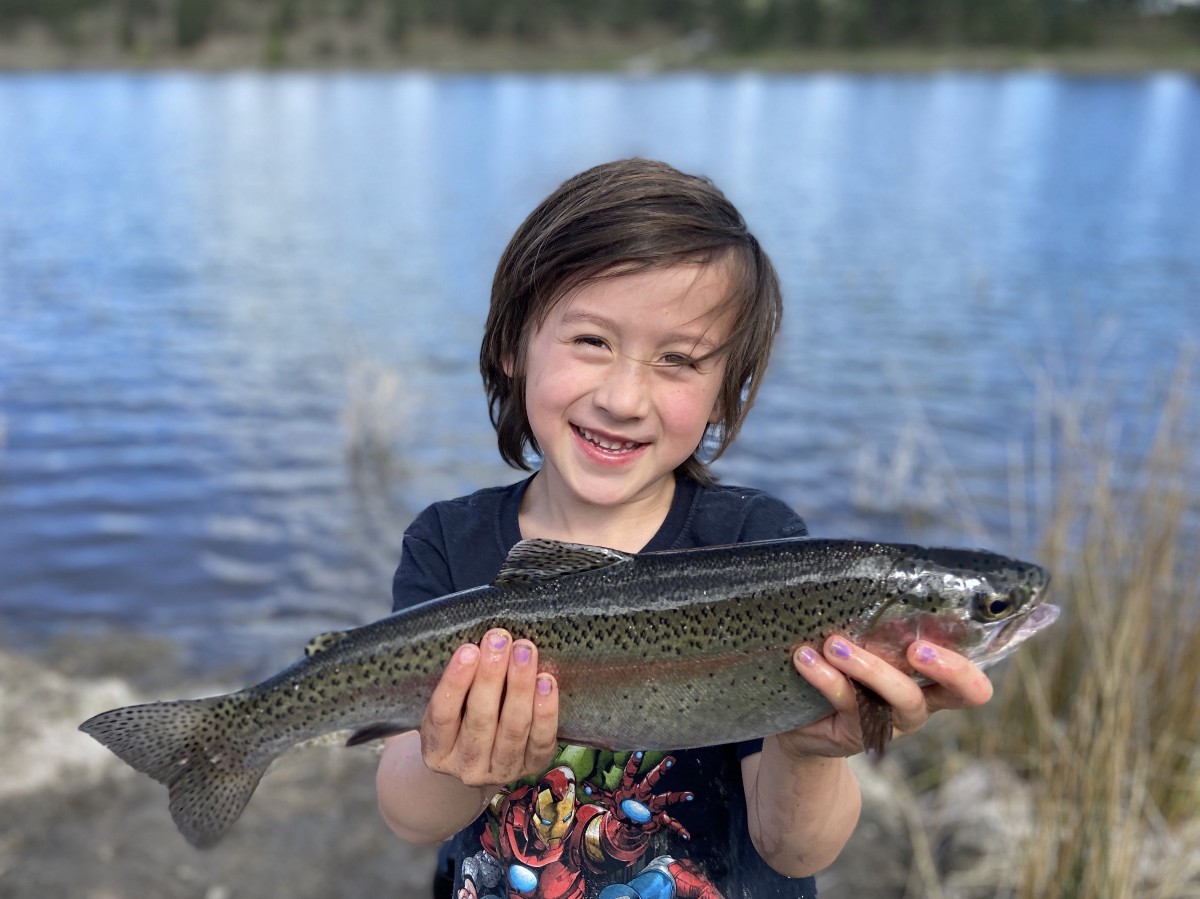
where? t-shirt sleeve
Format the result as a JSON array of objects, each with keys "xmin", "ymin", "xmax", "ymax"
[
  {"xmin": 674, "ymin": 482, "xmax": 808, "ymax": 552},
  {"xmin": 391, "ymin": 507, "xmax": 456, "ymax": 613},
  {"xmin": 736, "ymin": 738, "xmax": 765, "ymax": 761},
  {"xmin": 735, "ymin": 493, "xmax": 808, "ymax": 542}
]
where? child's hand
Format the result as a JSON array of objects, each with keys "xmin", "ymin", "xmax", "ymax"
[
  {"xmin": 777, "ymin": 636, "xmax": 994, "ymax": 759},
  {"xmin": 419, "ymin": 628, "xmax": 559, "ymax": 788}
]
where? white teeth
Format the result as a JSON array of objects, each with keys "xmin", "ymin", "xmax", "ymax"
[{"xmin": 578, "ymin": 427, "xmax": 639, "ymax": 452}]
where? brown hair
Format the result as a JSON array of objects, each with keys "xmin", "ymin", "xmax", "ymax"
[{"xmin": 479, "ymin": 158, "xmax": 783, "ymax": 486}]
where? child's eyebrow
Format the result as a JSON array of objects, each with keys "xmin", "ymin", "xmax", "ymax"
[{"xmin": 558, "ymin": 309, "xmax": 722, "ymax": 353}]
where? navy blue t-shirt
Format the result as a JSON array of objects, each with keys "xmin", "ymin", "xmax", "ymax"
[{"xmin": 392, "ymin": 475, "xmax": 817, "ymax": 899}]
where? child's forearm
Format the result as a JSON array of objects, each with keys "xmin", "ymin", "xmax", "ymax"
[
  {"xmin": 375, "ymin": 732, "xmax": 499, "ymax": 845},
  {"xmin": 743, "ymin": 738, "xmax": 862, "ymax": 878}
]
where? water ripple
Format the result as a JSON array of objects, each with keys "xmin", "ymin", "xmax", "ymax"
[{"xmin": 1, "ymin": 72, "xmax": 1196, "ymax": 672}]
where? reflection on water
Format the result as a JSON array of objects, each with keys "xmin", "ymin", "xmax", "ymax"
[{"xmin": 0, "ymin": 72, "xmax": 1197, "ymax": 673}]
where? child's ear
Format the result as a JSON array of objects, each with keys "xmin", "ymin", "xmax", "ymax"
[{"xmin": 501, "ymin": 354, "xmax": 515, "ymax": 378}]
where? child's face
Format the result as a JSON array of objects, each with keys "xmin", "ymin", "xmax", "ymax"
[{"xmin": 520, "ymin": 262, "xmax": 732, "ymax": 512}]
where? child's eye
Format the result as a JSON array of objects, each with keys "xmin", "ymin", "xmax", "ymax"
[
  {"xmin": 574, "ymin": 336, "xmax": 609, "ymax": 350},
  {"xmin": 657, "ymin": 353, "xmax": 697, "ymax": 369}
]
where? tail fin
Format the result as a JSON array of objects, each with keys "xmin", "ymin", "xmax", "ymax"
[{"xmin": 80, "ymin": 698, "xmax": 267, "ymax": 848}]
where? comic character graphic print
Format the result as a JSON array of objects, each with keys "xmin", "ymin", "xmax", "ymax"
[{"xmin": 464, "ymin": 747, "xmax": 726, "ymax": 899}]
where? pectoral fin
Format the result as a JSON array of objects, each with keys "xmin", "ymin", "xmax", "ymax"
[{"xmin": 852, "ymin": 680, "xmax": 893, "ymax": 758}]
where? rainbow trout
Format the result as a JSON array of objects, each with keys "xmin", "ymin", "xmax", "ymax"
[{"xmin": 80, "ymin": 537, "xmax": 1055, "ymax": 848}]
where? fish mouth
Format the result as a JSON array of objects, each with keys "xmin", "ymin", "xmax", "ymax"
[{"xmin": 993, "ymin": 602, "xmax": 1060, "ymax": 655}]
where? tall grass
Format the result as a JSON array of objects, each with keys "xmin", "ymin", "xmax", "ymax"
[{"xmin": 972, "ymin": 355, "xmax": 1200, "ymax": 898}]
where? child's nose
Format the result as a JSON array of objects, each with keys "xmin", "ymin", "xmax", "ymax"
[{"xmin": 593, "ymin": 356, "xmax": 650, "ymax": 420}]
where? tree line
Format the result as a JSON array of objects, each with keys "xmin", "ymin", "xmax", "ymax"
[{"xmin": 1, "ymin": 0, "xmax": 1197, "ymax": 58}]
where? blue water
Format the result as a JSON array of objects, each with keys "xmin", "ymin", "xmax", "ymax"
[{"xmin": 1, "ymin": 71, "xmax": 1197, "ymax": 673}]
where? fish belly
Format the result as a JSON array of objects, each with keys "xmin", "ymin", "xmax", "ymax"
[{"xmin": 550, "ymin": 645, "xmax": 832, "ymax": 750}]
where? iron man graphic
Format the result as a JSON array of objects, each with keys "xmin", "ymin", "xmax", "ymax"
[{"xmin": 466, "ymin": 752, "xmax": 725, "ymax": 899}]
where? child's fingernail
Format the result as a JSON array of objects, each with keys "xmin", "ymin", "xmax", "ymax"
[
  {"xmin": 796, "ymin": 647, "xmax": 819, "ymax": 667},
  {"xmin": 536, "ymin": 675, "xmax": 553, "ymax": 695},
  {"xmin": 830, "ymin": 639, "xmax": 853, "ymax": 660},
  {"xmin": 916, "ymin": 644, "xmax": 938, "ymax": 664},
  {"xmin": 457, "ymin": 644, "xmax": 480, "ymax": 665},
  {"xmin": 513, "ymin": 643, "xmax": 532, "ymax": 665},
  {"xmin": 487, "ymin": 631, "xmax": 509, "ymax": 652}
]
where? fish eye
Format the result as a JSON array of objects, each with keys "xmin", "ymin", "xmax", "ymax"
[{"xmin": 974, "ymin": 592, "xmax": 1013, "ymax": 621}]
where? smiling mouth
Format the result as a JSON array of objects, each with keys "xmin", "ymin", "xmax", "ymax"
[{"xmin": 576, "ymin": 426, "xmax": 644, "ymax": 454}]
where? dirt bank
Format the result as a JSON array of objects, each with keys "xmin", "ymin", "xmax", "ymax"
[{"xmin": 0, "ymin": 641, "xmax": 437, "ymax": 899}]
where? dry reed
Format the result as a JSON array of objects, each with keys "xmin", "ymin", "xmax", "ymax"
[{"xmin": 969, "ymin": 353, "xmax": 1200, "ymax": 898}]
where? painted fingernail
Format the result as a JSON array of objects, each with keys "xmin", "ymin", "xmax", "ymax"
[
  {"xmin": 457, "ymin": 644, "xmax": 480, "ymax": 665},
  {"xmin": 831, "ymin": 639, "xmax": 853, "ymax": 660},
  {"xmin": 916, "ymin": 644, "xmax": 938, "ymax": 664},
  {"xmin": 513, "ymin": 643, "xmax": 532, "ymax": 665},
  {"xmin": 487, "ymin": 631, "xmax": 509, "ymax": 652},
  {"xmin": 536, "ymin": 675, "xmax": 553, "ymax": 695},
  {"xmin": 796, "ymin": 647, "xmax": 819, "ymax": 667}
]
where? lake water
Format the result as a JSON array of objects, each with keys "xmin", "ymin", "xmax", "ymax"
[{"xmin": 1, "ymin": 71, "xmax": 1197, "ymax": 674}]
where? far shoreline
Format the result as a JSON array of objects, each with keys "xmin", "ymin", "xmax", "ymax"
[{"xmin": 2, "ymin": 42, "xmax": 1198, "ymax": 77}]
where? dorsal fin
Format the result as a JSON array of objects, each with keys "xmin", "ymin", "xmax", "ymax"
[
  {"xmin": 304, "ymin": 630, "xmax": 350, "ymax": 657},
  {"xmin": 493, "ymin": 539, "xmax": 633, "ymax": 587}
]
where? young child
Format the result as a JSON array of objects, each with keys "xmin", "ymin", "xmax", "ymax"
[{"xmin": 376, "ymin": 159, "xmax": 993, "ymax": 899}]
